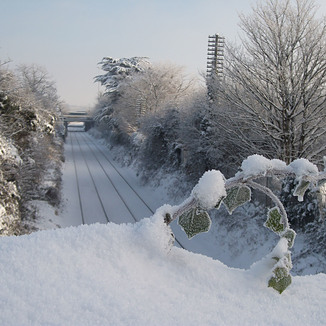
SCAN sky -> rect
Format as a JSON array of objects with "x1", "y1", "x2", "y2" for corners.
[{"x1": 1, "y1": 0, "x2": 326, "y2": 109}]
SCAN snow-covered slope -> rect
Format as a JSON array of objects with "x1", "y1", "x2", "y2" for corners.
[{"x1": 1, "y1": 211, "x2": 325, "y2": 326}]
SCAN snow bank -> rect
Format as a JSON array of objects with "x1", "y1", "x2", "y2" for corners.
[{"x1": 0, "y1": 214, "x2": 325, "y2": 325}]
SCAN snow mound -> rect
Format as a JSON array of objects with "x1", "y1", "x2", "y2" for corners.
[
  {"x1": 191, "y1": 170, "x2": 226, "y2": 209},
  {"x1": 0, "y1": 213, "x2": 326, "y2": 325},
  {"x1": 240, "y1": 154, "x2": 287, "y2": 178},
  {"x1": 288, "y1": 158, "x2": 319, "y2": 177}
]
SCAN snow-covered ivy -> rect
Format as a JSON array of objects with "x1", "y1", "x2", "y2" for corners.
[{"x1": 162, "y1": 154, "x2": 326, "y2": 294}]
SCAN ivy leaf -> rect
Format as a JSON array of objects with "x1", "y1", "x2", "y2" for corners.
[
  {"x1": 318, "y1": 179, "x2": 326, "y2": 188},
  {"x1": 282, "y1": 229, "x2": 296, "y2": 248},
  {"x1": 293, "y1": 180, "x2": 310, "y2": 202},
  {"x1": 215, "y1": 196, "x2": 225, "y2": 209},
  {"x1": 178, "y1": 207, "x2": 211, "y2": 239},
  {"x1": 272, "y1": 253, "x2": 292, "y2": 270},
  {"x1": 222, "y1": 186, "x2": 251, "y2": 214},
  {"x1": 268, "y1": 267, "x2": 292, "y2": 294},
  {"x1": 264, "y1": 207, "x2": 285, "y2": 234}
]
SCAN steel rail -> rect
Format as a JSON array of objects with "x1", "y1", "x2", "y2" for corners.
[
  {"x1": 81, "y1": 133, "x2": 154, "y2": 213},
  {"x1": 73, "y1": 132, "x2": 111, "y2": 223},
  {"x1": 69, "y1": 132, "x2": 85, "y2": 224}
]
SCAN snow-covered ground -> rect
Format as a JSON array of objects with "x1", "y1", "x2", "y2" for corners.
[
  {"x1": 1, "y1": 131, "x2": 325, "y2": 325},
  {"x1": 1, "y1": 210, "x2": 326, "y2": 325}
]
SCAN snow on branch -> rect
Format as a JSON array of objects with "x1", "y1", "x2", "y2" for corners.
[{"x1": 161, "y1": 154, "x2": 326, "y2": 294}]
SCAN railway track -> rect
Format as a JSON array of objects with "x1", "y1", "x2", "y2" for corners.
[
  {"x1": 67, "y1": 131, "x2": 185, "y2": 249},
  {"x1": 74, "y1": 133, "x2": 111, "y2": 223},
  {"x1": 69, "y1": 131, "x2": 85, "y2": 224}
]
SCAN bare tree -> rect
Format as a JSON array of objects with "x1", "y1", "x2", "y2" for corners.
[
  {"x1": 116, "y1": 63, "x2": 195, "y2": 134},
  {"x1": 17, "y1": 64, "x2": 60, "y2": 112},
  {"x1": 218, "y1": 0, "x2": 326, "y2": 164}
]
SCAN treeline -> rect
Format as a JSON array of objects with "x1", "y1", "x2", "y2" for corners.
[
  {"x1": 0, "y1": 62, "x2": 64, "y2": 235},
  {"x1": 93, "y1": 57, "x2": 218, "y2": 182},
  {"x1": 91, "y1": 0, "x2": 326, "y2": 232},
  {"x1": 92, "y1": 58, "x2": 250, "y2": 183}
]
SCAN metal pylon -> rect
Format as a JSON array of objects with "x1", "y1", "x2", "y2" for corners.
[{"x1": 207, "y1": 34, "x2": 225, "y2": 80}]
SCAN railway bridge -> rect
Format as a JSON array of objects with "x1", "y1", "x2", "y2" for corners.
[{"x1": 63, "y1": 111, "x2": 95, "y2": 131}]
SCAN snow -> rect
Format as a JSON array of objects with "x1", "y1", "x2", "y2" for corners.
[
  {"x1": 271, "y1": 158, "x2": 288, "y2": 170},
  {"x1": 239, "y1": 155, "x2": 319, "y2": 180},
  {"x1": 250, "y1": 238, "x2": 289, "y2": 279},
  {"x1": 191, "y1": 169, "x2": 226, "y2": 209},
  {"x1": 0, "y1": 137, "x2": 22, "y2": 165},
  {"x1": 0, "y1": 204, "x2": 6, "y2": 218},
  {"x1": 1, "y1": 212, "x2": 326, "y2": 326},
  {"x1": 239, "y1": 154, "x2": 287, "y2": 178},
  {"x1": 288, "y1": 158, "x2": 319, "y2": 177},
  {"x1": 2, "y1": 135, "x2": 326, "y2": 325}
]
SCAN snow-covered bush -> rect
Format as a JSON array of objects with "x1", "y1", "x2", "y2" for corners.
[
  {"x1": 0, "y1": 134, "x2": 21, "y2": 235},
  {"x1": 161, "y1": 154, "x2": 326, "y2": 294},
  {"x1": 138, "y1": 108, "x2": 182, "y2": 174},
  {"x1": 0, "y1": 62, "x2": 64, "y2": 234},
  {"x1": 0, "y1": 173, "x2": 20, "y2": 235}
]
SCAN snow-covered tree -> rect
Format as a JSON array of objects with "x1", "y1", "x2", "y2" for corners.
[
  {"x1": 93, "y1": 58, "x2": 195, "y2": 150},
  {"x1": 17, "y1": 64, "x2": 60, "y2": 114},
  {"x1": 93, "y1": 57, "x2": 149, "y2": 135},
  {"x1": 215, "y1": 0, "x2": 326, "y2": 165},
  {"x1": 115, "y1": 63, "x2": 195, "y2": 134},
  {"x1": 123, "y1": 63, "x2": 194, "y2": 112},
  {"x1": 95, "y1": 57, "x2": 150, "y2": 101}
]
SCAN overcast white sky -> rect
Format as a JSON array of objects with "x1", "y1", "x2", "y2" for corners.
[{"x1": 1, "y1": 0, "x2": 326, "y2": 108}]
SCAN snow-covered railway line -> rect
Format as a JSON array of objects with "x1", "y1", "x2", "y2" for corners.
[
  {"x1": 69, "y1": 132, "x2": 86, "y2": 224},
  {"x1": 73, "y1": 131, "x2": 185, "y2": 249},
  {"x1": 73, "y1": 133, "x2": 112, "y2": 223},
  {"x1": 69, "y1": 131, "x2": 140, "y2": 224},
  {"x1": 79, "y1": 132, "x2": 151, "y2": 221},
  {"x1": 75, "y1": 132, "x2": 141, "y2": 223}
]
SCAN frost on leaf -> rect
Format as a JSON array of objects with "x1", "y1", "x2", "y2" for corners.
[
  {"x1": 293, "y1": 179, "x2": 310, "y2": 202},
  {"x1": 264, "y1": 207, "x2": 285, "y2": 234},
  {"x1": 282, "y1": 229, "x2": 296, "y2": 248},
  {"x1": 215, "y1": 196, "x2": 224, "y2": 209},
  {"x1": 268, "y1": 267, "x2": 292, "y2": 294},
  {"x1": 178, "y1": 207, "x2": 211, "y2": 239},
  {"x1": 222, "y1": 186, "x2": 251, "y2": 214}
]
